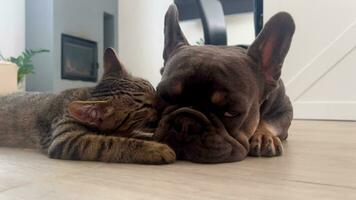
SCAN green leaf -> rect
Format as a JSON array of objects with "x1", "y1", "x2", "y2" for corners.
[
  {"x1": 196, "y1": 38, "x2": 205, "y2": 45},
  {"x1": 0, "y1": 48, "x2": 49, "y2": 84}
]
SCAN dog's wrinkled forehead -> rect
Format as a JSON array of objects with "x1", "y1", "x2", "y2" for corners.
[
  {"x1": 163, "y1": 45, "x2": 251, "y2": 76},
  {"x1": 158, "y1": 45, "x2": 257, "y2": 106}
]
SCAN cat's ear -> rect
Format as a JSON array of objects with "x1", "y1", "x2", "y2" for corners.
[
  {"x1": 103, "y1": 48, "x2": 128, "y2": 77},
  {"x1": 68, "y1": 101, "x2": 114, "y2": 127},
  {"x1": 163, "y1": 4, "x2": 189, "y2": 64},
  {"x1": 247, "y1": 12, "x2": 295, "y2": 85}
]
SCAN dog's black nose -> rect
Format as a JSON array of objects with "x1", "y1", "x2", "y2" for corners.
[{"x1": 173, "y1": 116, "x2": 204, "y2": 142}]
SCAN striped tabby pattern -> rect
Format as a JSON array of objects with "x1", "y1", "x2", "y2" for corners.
[{"x1": 0, "y1": 48, "x2": 175, "y2": 164}]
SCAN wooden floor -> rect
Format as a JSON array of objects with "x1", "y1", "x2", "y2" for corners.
[{"x1": 0, "y1": 120, "x2": 356, "y2": 200}]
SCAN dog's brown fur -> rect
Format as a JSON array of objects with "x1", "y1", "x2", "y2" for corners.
[{"x1": 154, "y1": 5, "x2": 295, "y2": 163}]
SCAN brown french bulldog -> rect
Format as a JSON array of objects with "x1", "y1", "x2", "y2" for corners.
[{"x1": 154, "y1": 5, "x2": 295, "y2": 163}]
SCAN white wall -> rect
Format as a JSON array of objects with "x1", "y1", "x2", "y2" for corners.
[
  {"x1": 265, "y1": 0, "x2": 356, "y2": 84},
  {"x1": 0, "y1": 0, "x2": 25, "y2": 58},
  {"x1": 118, "y1": 0, "x2": 173, "y2": 87},
  {"x1": 118, "y1": 1, "x2": 255, "y2": 87},
  {"x1": 265, "y1": 0, "x2": 356, "y2": 120}
]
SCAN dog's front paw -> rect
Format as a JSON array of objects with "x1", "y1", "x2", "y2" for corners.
[
  {"x1": 249, "y1": 130, "x2": 283, "y2": 157},
  {"x1": 142, "y1": 142, "x2": 176, "y2": 164}
]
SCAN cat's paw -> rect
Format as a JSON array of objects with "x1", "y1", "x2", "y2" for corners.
[
  {"x1": 249, "y1": 130, "x2": 283, "y2": 157},
  {"x1": 143, "y1": 142, "x2": 176, "y2": 164}
]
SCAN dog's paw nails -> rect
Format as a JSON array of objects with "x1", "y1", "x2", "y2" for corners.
[
  {"x1": 265, "y1": 144, "x2": 274, "y2": 155},
  {"x1": 249, "y1": 132, "x2": 283, "y2": 157},
  {"x1": 273, "y1": 136, "x2": 284, "y2": 156},
  {"x1": 249, "y1": 143, "x2": 261, "y2": 156}
]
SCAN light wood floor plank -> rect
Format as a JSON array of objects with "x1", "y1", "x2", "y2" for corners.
[{"x1": 0, "y1": 120, "x2": 356, "y2": 200}]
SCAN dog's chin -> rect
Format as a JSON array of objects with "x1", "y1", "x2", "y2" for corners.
[
  {"x1": 154, "y1": 107, "x2": 237, "y2": 163},
  {"x1": 180, "y1": 133, "x2": 235, "y2": 163}
]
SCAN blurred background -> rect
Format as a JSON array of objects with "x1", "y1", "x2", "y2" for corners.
[{"x1": 0, "y1": 0, "x2": 355, "y2": 120}]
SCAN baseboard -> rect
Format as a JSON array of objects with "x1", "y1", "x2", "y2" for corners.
[{"x1": 293, "y1": 101, "x2": 356, "y2": 121}]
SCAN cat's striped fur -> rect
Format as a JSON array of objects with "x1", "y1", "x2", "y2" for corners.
[{"x1": 0, "y1": 48, "x2": 175, "y2": 164}]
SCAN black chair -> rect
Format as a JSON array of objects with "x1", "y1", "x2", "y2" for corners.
[{"x1": 196, "y1": 0, "x2": 263, "y2": 46}]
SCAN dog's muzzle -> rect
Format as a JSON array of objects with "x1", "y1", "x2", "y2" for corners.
[
  {"x1": 163, "y1": 107, "x2": 210, "y2": 140},
  {"x1": 154, "y1": 106, "x2": 248, "y2": 163}
]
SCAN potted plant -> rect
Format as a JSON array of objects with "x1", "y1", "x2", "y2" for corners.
[
  {"x1": 0, "y1": 49, "x2": 49, "y2": 90},
  {"x1": 0, "y1": 61, "x2": 17, "y2": 94}
]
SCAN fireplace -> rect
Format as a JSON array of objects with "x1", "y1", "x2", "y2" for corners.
[{"x1": 61, "y1": 34, "x2": 98, "y2": 82}]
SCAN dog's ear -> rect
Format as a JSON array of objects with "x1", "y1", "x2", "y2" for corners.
[
  {"x1": 103, "y1": 48, "x2": 128, "y2": 78},
  {"x1": 163, "y1": 4, "x2": 189, "y2": 65},
  {"x1": 247, "y1": 12, "x2": 295, "y2": 85}
]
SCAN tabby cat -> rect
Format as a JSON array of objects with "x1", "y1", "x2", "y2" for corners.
[{"x1": 0, "y1": 48, "x2": 175, "y2": 164}]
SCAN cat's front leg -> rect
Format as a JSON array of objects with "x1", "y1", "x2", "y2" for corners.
[{"x1": 47, "y1": 126, "x2": 176, "y2": 164}]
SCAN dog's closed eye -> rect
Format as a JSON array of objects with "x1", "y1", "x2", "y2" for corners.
[{"x1": 224, "y1": 111, "x2": 240, "y2": 118}]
